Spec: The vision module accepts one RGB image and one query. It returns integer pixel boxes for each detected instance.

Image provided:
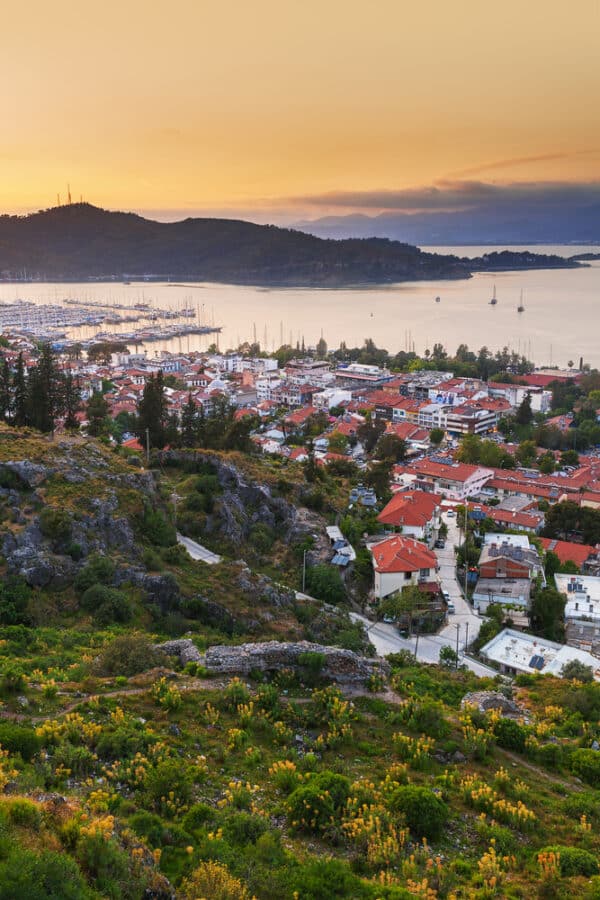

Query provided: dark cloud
[289,180,600,212]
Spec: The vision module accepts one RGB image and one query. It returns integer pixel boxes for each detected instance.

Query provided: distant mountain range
[294,206,600,245]
[0,203,582,286]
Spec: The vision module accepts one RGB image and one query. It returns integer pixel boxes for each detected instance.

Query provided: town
[2,328,600,683]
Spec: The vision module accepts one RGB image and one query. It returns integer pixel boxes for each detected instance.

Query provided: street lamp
[455,623,460,669]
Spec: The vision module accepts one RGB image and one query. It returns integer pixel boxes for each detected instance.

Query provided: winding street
[350,510,496,678]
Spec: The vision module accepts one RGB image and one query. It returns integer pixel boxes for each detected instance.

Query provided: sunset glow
[2,0,599,221]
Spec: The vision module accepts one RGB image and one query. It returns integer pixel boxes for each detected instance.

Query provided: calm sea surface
[1,245,599,367]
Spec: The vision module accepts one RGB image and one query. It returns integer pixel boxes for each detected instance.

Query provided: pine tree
[180,393,198,447]
[27,344,64,433]
[86,391,110,437]
[136,371,168,449]
[516,391,533,425]
[0,358,11,423]
[12,353,28,427]
[63,373,82,430]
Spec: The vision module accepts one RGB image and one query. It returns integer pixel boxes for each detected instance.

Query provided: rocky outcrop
[157,451,331,564]
[202,640,389,684]
[461,691,527,720]
[155,639,203,666]
[1,460,49,488]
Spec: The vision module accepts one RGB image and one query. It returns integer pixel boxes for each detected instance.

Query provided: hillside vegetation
[0,429,599,898]
[0,204,578,285]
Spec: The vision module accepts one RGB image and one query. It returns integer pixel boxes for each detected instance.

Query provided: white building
[480,628,600,680]
[313,387,352,410]
[555,574,600,653]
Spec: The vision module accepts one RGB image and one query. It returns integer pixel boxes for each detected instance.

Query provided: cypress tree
[27,344,63,433]
[180,393,198,447]
[0,358,11,423]
[86,391,110,437]
[12,353,28,427]
[63,373,82,431]
[136,371,168,449]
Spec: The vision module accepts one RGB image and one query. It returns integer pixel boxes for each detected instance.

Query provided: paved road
[349,510,496,677]
[436,509,482,649]
[177,532,222,565]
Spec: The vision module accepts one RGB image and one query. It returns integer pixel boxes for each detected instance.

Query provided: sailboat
[489,285,497,305]
[517,290,525,313]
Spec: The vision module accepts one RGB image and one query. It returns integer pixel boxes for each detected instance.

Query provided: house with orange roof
[368,535,439,599]
[540,538,599,572]
[377,490,443,544]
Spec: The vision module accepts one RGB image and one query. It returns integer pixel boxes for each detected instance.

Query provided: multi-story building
[368,536,438,599]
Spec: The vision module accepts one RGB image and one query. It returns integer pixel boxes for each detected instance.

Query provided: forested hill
[0,203,580,285]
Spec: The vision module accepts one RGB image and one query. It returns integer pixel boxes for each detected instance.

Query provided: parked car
[447,602,455,614]
[442,589,451,603]
[382,615,396,624]
[446,510,455,518]
[435,538,445,549]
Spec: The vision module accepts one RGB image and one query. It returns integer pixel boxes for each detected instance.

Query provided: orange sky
[1,0,599,220]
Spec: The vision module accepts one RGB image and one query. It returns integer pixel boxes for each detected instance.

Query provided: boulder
[1,460,49,488]
[461,690,527,720]
[154,639,203,665]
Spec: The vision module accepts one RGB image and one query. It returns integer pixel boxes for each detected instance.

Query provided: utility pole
[464,503,469,600]
[455,623,460,669]
[145,428,150,464]
[465,621,469,654]
[414,625,420,660]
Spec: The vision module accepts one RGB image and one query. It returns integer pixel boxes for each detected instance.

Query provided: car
[446,602,456,614]
[382,615,396,624]
[446,510,455,518]
[442,589,451,603]
[435,539,445,549]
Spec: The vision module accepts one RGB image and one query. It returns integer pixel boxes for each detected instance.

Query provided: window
[419,568,430,579]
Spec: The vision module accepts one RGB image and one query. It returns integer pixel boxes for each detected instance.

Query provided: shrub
[144,758,193,812]
[539,845,599,877]
[95,633,162,677]
[6,798,42,830]
[0,663,25,693]
[298,651,326,684]
[0,577,31,626]
[74,555,115,593]
[562,790,600,823]
[81,584,133,624]
[76,832,131,896]
[389,785,448,840]
[561,659,594,682]
[305,564,346,604]
[287,771,351,834]
[39,508,72,544]
[222,811,269,846]
[570,748,600,787]
[180,861,252,900]
[405,699,450,739]
[288,858,374,900]
[0,848,90,900]
[139,506,176,547]
[494,717,527,753]
[0,724,41,761]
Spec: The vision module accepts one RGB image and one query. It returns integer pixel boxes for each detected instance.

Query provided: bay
[0,244,599,367]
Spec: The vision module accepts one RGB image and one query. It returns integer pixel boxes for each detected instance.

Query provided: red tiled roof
[378,490,442,528]
[285,406,318,425]
[401,459,492,483]
[540,538,596,568]
[370,536,437,574]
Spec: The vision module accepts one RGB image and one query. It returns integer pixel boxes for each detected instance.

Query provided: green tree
[560,449,579,467]
[305,564,346,604]
[136,371,168,449]
[26,344,64,433]
[327,430,349,454]
[561,659,594,682]
[516,439,537,467]
[429,427,444,447]
[380,585,428,635]
[0,358,11,422]
[86,391,110,437]
[515,391,533,425]
[12,353,28,427]
[530,586,565,641]
[180,392,199,447]
[63,372,81,430]
[374,433,407,462]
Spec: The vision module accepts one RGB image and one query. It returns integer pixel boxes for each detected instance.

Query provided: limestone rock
[461,690,527,720]
[154,639,203,665]
[203,640,389,684]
